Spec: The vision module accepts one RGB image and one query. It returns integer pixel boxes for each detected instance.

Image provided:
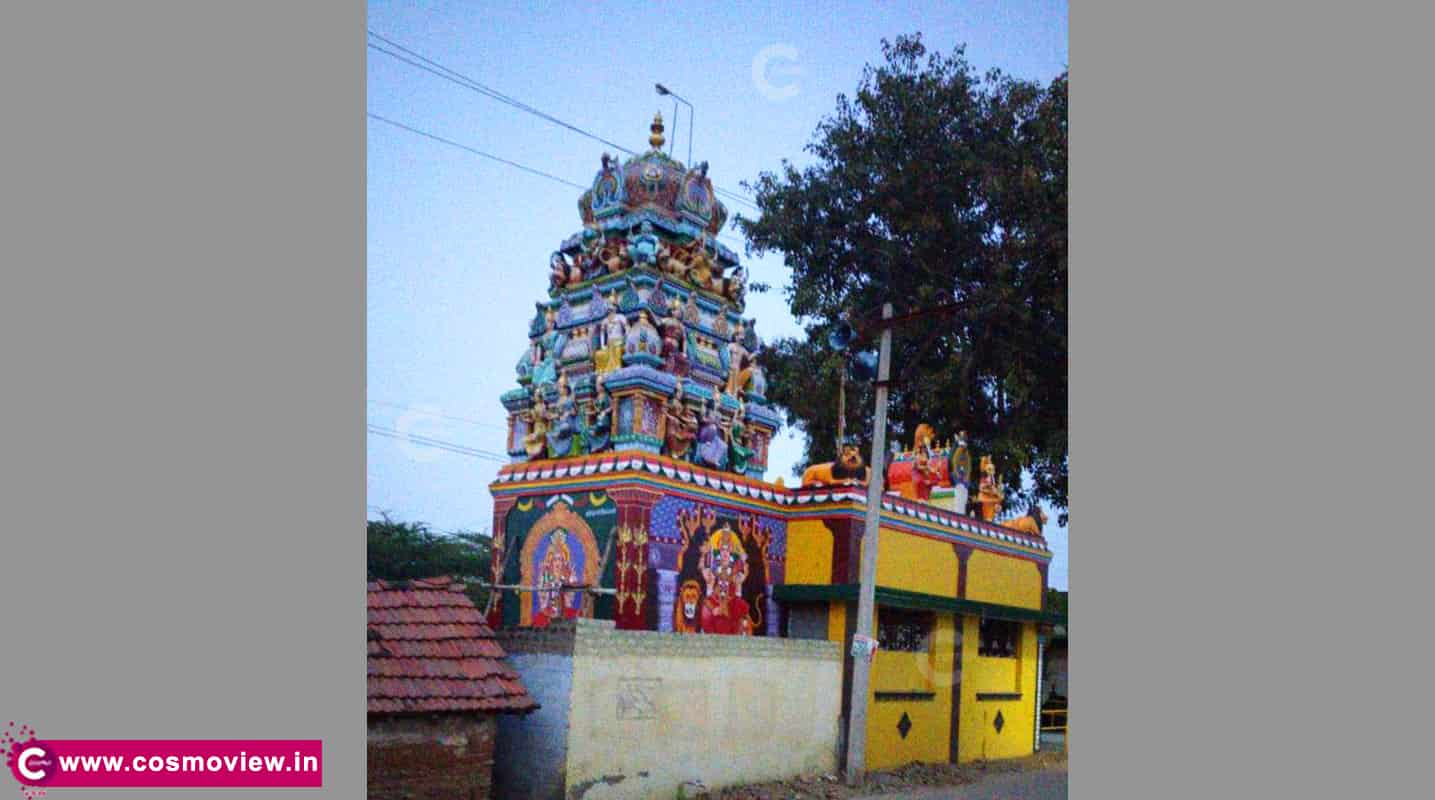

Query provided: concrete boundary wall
[496,619,842,800]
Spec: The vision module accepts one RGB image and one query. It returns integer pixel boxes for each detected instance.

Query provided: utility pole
[844,302,892,786]
[836,363,846,452]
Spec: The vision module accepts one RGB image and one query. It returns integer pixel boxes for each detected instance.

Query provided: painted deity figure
[726,402,755,474]
[534,532,581,627]
[592,294,627,376]
[628,221,660,267]
[545,375,581,458]
[548,251,569,291]
[911,447,938,501]
[658,239,690,281]
[521,395,551,460]
[694,397,728,470]
[659,297,690,377]
[723,265,746,305]
[699,526,751,635]
[747,353,767,398]
[515,348,533,384]
[583,376,613,453]
[599,236,630,274]
[685,237,716,291]
[578,227,605,279]
[624,309,661,361]
[530,308,567,390]
[661,382,698,460]
[948,430,972,514]
[977,455,1003,521]
[724,321,750,396]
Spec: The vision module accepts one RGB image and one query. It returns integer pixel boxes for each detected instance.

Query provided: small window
[979,618,1020,658]
[877,608,933,653]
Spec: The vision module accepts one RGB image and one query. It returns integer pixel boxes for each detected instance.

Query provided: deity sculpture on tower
[546,374,581,458]
[949,430,972,513]
[530,307,566,390]
[584,375,613,453]
[977,455,1003,521]
[593,293,627,376]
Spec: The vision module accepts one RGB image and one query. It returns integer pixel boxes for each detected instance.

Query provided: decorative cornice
[491,452,1051,559]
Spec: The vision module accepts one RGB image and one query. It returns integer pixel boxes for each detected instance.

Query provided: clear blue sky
[366,0,1068,590]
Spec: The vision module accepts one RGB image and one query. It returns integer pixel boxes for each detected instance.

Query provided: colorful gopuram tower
[488,113,788,635]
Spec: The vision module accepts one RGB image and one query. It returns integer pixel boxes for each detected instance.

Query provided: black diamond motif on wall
[993,710,1005,734]
[897,712,912,740]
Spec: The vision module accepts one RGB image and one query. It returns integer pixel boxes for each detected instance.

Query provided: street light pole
[844,301,893,786]
[655,83,694,165]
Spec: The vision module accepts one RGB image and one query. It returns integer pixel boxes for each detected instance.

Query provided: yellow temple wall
[875,526,959,597]
[864,612,959,770]
[786,519,835,585]
[955,616,1040,763]
[965,550,1043,609]
[792,520,1048,769]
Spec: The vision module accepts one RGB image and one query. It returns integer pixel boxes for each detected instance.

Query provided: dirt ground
[704,751,1068,800]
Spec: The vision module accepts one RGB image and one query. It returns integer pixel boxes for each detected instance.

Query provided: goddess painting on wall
[698,525,752,635]
[519,502,600,627]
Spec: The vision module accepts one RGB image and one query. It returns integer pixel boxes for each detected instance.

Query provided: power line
[369,423,509,460]
[367,29,760,208]
[367,423,510,463]
[369,111,749,250]
[368,32,635,156]
[368,112,588,190]
[369,400,509,431]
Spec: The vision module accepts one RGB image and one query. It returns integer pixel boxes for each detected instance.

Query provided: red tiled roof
[367,576,537,715]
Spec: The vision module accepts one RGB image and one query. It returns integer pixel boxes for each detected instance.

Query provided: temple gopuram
[487,115,1064,769]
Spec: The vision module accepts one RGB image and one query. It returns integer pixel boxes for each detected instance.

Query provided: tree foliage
[738,35,1067,518]
[1045,588,1068,617]
[367,515,493,607]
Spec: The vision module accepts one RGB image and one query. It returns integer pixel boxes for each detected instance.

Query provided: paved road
[854,767,1067,800]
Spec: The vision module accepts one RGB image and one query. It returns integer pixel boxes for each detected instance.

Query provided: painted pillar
[1034,632,1046,752]
[655,566,679,633]
[609,486,663,630]
[952,544,973,599]
[488,495,519,626]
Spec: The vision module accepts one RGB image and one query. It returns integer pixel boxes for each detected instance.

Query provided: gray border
[1077,3,1432,799]
[0,3,364,797]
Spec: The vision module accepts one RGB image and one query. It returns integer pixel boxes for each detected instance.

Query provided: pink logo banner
[6,739,322,790]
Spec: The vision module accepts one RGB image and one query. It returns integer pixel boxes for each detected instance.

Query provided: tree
[1045,588,1068,617]
[367,515,494,607]
[738,35,1067,519]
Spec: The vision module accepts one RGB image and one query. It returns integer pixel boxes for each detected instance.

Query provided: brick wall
[368,713,497,800]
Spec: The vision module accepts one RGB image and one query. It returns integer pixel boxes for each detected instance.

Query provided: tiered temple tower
[499,112,780,478]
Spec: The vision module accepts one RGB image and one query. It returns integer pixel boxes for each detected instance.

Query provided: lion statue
[1002,506,1048,537]
[801,443,870,488]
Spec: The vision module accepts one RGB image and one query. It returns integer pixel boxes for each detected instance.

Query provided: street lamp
[655,83,694,165]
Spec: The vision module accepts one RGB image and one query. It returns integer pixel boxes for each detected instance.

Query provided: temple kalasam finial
[649,111,665,149]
